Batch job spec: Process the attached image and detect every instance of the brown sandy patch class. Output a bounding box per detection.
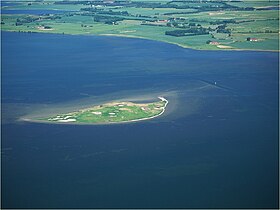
[217,45,233,49]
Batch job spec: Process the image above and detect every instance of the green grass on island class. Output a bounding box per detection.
[1,0,279,51]
[36,97,168,124]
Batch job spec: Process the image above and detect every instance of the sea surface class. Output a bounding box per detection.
[1,31,279,208]
[1,2,20,7]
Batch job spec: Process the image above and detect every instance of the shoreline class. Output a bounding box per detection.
[2,30,279,53]
[19,97,169,125]
[100,33,280,53]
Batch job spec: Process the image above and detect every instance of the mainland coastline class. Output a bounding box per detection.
[2,0,279,53]
[3,30,279,53]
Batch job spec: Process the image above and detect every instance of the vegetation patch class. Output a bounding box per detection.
[35,97,168,124]
[1,0,279,51]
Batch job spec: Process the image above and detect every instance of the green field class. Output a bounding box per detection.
[1,0,279,51]
[36,97,168,124]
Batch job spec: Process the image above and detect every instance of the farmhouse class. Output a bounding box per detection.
[158,20,168,23]
[247,37,258,42]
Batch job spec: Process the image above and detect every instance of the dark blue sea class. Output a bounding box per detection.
[1,32,279,208]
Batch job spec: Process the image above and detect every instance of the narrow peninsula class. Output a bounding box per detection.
[34,97,168,124]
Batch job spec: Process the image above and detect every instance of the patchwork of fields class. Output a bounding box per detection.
[1,0,279,51]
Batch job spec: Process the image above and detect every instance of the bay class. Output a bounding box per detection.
[1,31,278,208]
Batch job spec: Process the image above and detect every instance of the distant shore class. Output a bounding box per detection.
[20,96,169,125]
[2,30,279,53]
[97,33,280,53]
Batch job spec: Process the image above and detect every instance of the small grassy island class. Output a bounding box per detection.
[35,97,168,124]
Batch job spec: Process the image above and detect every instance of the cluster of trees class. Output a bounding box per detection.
[81,8,129,16]
[170,21,203,28]
[15,16,40,25]
[165,27,209,37]
[238,7,255,11]
[161,16,233,35]
[216,24,231,33]
[80,9,155,22]
[44,15,62,20]
[163,11,199,16]
[17,30,38,33]
[209,20,236,25]
[135,14,153,19]
[237,30,278,34]
[166,19,216,32]
[15,15,61,26]
[81,24,93,27]
[141,23,165,27]
[93,15,124,24]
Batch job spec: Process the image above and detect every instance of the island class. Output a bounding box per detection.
[34,97,168,124]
